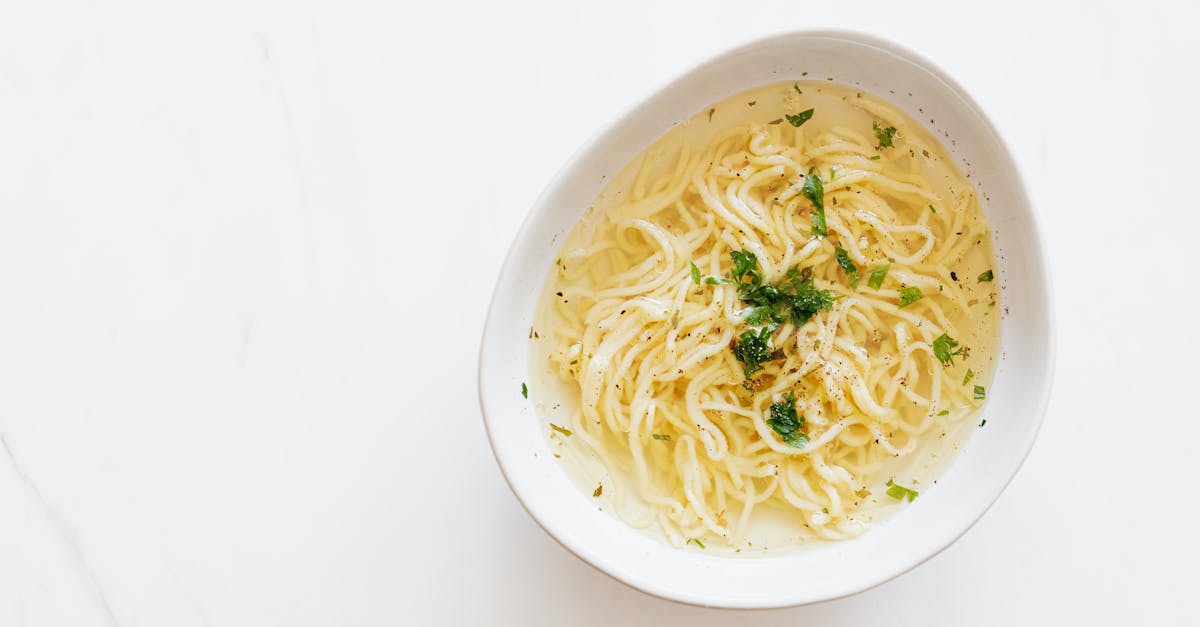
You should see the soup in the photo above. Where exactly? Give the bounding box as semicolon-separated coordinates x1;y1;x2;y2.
529;81;999;552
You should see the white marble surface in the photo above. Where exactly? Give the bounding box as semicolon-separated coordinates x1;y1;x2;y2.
0;1;1195;625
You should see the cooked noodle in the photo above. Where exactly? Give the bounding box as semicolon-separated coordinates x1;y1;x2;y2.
535;81;998;549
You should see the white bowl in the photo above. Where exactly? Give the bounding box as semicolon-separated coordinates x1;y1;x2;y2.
478;30;1053;608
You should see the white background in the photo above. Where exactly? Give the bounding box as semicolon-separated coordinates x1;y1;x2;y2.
0;0;1196;625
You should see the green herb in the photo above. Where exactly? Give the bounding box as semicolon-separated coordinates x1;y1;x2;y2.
897;286;923;308
886;479;919;502
690;261;702;285
979;419;987;427
785;108;814;127
521;382;528;398
978;269;994;282
928;204;937;214
834;246;859;287
932;333;964;366
652;434;672;441
868;155;881;160
593;484;603;497
801;170;827;237
873;121;898;150
549;423;572;437
937;410;950;416
867;265;890;290
963;369;975;386
704;276;735;285
730;250;763;289
794;83;803;95
974;385;986;400
687;538;706;549
732;326;775;378
766;392;809;447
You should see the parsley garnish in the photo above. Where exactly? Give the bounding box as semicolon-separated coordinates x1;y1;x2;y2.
800;170;827;237
974;385;986;400
732;326;775;378
978;269;994;282
687;538;706;549
963;369;975;386
932;334;965;366
725;252;834;378
897;286;923;308
794;83;803;95
873;121;897;150
834;246;859;287
651;434;672;441
937;410;950;416
928;204;937;214
521;382;528;398
886;479;918;502
549;423;572;437
785;108;814;127
867;265;890;289
766;392;808;447
690;262;702;285
868;155;881;160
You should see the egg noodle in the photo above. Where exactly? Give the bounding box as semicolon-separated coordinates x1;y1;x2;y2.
538;82;996;549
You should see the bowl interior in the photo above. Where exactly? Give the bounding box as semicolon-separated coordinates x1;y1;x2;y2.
479;30;1052;608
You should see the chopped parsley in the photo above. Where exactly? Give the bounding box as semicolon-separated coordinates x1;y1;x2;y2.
651;433;672;441
978;269;994;282
932;333;963;366
834;247;859;287
794;83;803;95
521;382;528;398
974;385;986;400
897;286;923;308
873;121;898;150
732;326;775;378
724;252;834;378
928;204;937;214
979;419;987;427
886;479;918;502
687;538;706;549
937;409;950;416
690;261;702;285
867;264;890;290
785;108;814;127
963;369;975;386
766;392;808;447
868;155;881;160
800;170;827;237
549;423;572;437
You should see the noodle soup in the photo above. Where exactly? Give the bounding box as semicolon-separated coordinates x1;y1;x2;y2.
530;81;999;552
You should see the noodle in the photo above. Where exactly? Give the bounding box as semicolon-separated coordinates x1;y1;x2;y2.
534;81;999;550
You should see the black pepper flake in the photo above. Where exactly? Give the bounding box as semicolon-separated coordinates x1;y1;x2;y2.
950;272;958;281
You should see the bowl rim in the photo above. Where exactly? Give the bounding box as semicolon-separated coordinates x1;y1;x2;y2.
478;27;1056;608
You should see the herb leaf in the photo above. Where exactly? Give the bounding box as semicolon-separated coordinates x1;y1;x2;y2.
766;391;808;447
886;479;919;502
687;538;706;549
521;382;528;398
549;423;572;437
732;326;775;378
801;170;827;237
834;246;859;287
974;385;986;400
690;262;702;285
785;108;814;127
932;334;961;366
873;121;898;150
937;409;950;416
978;269;994;282
867;264;890;290
963;369;975;386
897;286;923;308
651;433;672;441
